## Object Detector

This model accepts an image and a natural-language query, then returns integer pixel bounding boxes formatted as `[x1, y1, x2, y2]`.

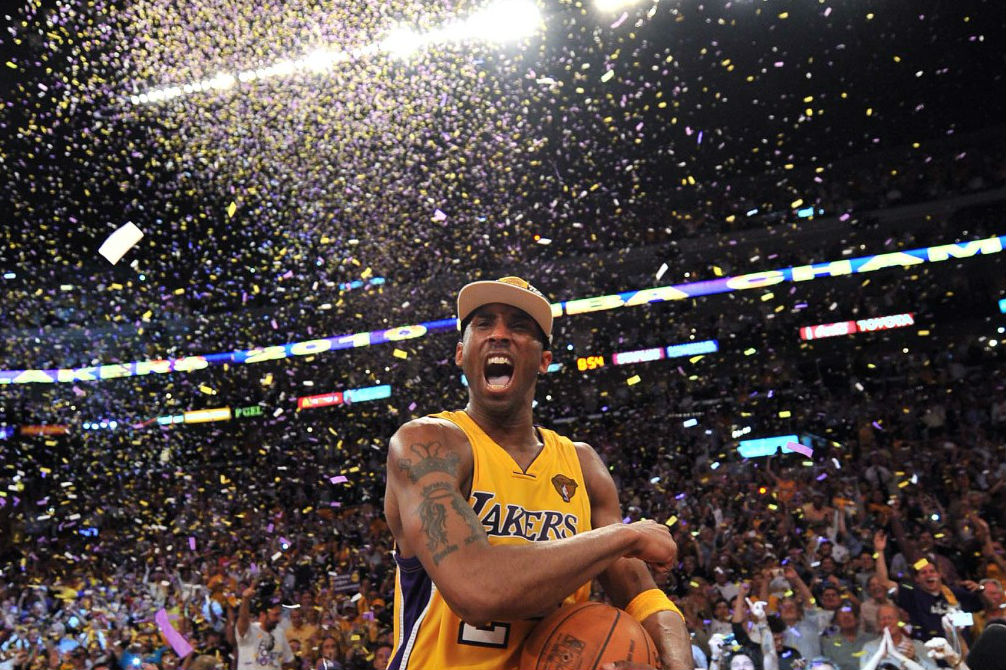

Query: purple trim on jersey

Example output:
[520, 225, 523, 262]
[390, 553, 433, 670]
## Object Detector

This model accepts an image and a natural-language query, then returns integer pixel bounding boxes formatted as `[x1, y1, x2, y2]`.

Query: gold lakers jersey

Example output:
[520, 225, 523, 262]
[390, 410, 593, 670]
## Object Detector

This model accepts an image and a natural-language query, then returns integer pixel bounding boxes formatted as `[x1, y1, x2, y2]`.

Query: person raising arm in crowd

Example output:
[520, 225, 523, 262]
[873, 531, 983, 643]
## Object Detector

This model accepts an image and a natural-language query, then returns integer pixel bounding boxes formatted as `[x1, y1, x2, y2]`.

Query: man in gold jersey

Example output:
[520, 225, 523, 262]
[384, 276, 693, 669]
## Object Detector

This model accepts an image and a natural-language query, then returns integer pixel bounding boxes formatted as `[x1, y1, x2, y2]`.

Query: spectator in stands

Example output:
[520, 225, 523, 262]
[234, 584, 294, 670]
[974, 578, 1005, 636]
[313, 635, 343, 670]
[773, 565, 828, 660]
[858, 604, 937, 670]
[859, 575, 894, 637]
[819, 600, 870, 670]
[280, 607, 317, 657]
[711, 563, 742, 604]
[709, 598, 735, 637]
[873, 531, 983, 642]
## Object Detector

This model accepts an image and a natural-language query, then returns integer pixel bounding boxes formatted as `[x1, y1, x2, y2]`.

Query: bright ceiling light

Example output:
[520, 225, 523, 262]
[464, 0, 541, 42]
[130, 0, 543, 104]
[208, 72, 236, 90]
[380, 27, 425, 59]
[301, 48, 341, 72]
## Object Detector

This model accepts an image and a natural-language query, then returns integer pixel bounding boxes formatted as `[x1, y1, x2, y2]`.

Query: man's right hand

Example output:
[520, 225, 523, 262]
[625, 520, 676, 572]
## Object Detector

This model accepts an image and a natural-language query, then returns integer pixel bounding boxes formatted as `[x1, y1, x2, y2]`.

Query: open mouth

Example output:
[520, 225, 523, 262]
[484, 354, 515, 390]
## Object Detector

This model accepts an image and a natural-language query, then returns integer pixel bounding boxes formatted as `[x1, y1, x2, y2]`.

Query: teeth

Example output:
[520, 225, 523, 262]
[485, 355, 514, 389]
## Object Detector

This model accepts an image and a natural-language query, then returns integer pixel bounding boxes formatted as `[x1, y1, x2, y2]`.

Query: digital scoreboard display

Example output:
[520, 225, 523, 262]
[576, 355, 606, 371]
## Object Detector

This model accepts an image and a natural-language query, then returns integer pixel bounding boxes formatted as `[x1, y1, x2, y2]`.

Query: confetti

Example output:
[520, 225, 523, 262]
[784, 441, 813, 457]
[97, 222, 144, 265]
[0, 0, 1001, 650]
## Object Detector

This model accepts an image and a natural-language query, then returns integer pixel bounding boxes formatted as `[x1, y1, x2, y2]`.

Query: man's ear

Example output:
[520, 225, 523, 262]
[455, 341, 464, 366]
[538, 348, 553, 374]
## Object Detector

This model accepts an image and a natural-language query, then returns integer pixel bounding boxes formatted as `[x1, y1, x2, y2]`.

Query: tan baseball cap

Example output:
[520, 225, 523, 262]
[457, 276, 553, 344]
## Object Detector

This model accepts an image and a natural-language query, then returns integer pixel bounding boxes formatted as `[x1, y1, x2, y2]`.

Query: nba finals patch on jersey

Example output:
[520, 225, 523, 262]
[551, 474, 578, 503]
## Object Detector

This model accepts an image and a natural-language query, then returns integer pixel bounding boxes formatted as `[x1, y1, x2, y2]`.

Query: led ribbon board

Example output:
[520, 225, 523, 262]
[799, 312, 915, 341]
[19, 425, 70, 436]
[297, 384, 392, 410]
[2, 236, 1002, 384]
[738, 434, 810, 458]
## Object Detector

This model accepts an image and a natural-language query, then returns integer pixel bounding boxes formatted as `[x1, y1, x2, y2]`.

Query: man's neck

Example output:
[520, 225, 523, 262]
[463, 405, 538, 449]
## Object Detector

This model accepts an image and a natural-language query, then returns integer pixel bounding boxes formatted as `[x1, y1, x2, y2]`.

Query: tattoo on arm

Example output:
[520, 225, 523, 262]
[398, 440, 460, 482]
[419, 483, 459, 565]
[401, 439, 487, 563]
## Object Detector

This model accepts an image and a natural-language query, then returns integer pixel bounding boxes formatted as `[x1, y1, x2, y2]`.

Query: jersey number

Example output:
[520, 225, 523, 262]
[457, 621, 511, 648]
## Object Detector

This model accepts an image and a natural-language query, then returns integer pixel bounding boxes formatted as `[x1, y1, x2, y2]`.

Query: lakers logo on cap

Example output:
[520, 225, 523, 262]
[551, 474, 578, 503]
[498, 276, 546, 299]
[498, 276, 530, 289]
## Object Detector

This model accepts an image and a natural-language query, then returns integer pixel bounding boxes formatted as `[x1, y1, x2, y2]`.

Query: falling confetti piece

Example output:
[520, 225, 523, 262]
[97, 222, 144, 265]
[784, 441, 813, 457]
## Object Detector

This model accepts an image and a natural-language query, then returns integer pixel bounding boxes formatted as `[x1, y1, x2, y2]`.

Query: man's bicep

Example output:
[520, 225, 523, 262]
[575, 441, 624, 528]
[388, 428, 488, 571]
[576, 442, 656, 606]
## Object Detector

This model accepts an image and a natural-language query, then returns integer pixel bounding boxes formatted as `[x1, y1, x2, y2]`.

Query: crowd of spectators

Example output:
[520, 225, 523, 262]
[1, 336, 1004, 669]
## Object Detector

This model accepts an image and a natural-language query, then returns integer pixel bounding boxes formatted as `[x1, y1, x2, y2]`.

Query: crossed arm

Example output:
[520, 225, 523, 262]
[384, 419, 678, 625]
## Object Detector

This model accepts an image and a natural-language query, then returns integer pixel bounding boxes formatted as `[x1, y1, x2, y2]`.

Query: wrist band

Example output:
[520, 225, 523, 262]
[625, 588, 684, 623]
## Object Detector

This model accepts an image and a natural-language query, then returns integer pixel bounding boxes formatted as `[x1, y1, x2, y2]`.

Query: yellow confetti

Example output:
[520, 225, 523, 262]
[392, 349, 408, 359]
[227, 201, 237, 217]
[626, 375, 641, 386]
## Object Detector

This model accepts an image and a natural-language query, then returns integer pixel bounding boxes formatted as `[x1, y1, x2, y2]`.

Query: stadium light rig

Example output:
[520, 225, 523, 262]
[129, 0, 542, 105]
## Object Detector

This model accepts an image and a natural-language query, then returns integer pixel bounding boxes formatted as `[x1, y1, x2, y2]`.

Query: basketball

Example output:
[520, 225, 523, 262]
[519, 601, 659, 670]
